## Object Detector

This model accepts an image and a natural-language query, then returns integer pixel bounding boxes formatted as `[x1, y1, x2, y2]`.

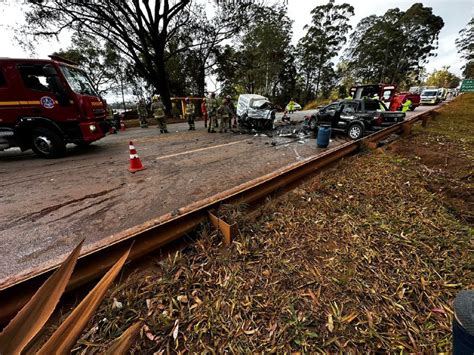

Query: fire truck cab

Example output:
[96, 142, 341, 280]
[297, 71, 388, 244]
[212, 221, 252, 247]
[0, 57, 110, 158]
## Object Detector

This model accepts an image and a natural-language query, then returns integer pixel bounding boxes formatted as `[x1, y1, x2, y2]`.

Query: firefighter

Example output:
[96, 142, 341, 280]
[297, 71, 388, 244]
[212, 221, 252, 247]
[401, 98, 412, 113]
[201, 98, 208, 128]
[151, 95, 168, 133]
[185, 97, 196, 130]
[287, 98, 295, 114]
[206, 92, 218, 133]
[217, 97, 234, 133]
[137, 99, 148, 128]
[226, 95, 237, 128]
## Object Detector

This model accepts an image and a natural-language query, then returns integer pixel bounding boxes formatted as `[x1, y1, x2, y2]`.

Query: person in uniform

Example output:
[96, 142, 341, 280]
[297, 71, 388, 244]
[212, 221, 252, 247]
[201, 98, 208, 128]
[217, 97, 234, 133]
[137, 99, 148, 128]
[206, 92, 218, 133]
[151, 95, 168, 133]
[287, 98, 295, 114]
[401, 98, 412, 113]
[185, 97, 196, 130]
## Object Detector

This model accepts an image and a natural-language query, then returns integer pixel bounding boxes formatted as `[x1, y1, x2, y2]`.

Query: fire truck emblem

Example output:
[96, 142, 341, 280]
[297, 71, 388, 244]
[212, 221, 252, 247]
[40, 96, 55, 109]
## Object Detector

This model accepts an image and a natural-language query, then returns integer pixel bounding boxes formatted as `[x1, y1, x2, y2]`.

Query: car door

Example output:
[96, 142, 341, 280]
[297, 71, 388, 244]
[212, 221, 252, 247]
[318, 103, 340, 126]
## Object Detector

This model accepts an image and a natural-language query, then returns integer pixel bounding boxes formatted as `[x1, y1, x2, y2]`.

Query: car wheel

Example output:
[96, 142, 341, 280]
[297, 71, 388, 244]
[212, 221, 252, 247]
[31, 128, 66, 158]
[410, 106, 415, 111]
[347, 123, 364, 140]
[309, 118, 318, 131]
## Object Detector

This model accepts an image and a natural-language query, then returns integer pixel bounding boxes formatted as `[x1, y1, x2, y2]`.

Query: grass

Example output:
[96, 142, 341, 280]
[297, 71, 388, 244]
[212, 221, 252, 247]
[69, 95, 473, 353]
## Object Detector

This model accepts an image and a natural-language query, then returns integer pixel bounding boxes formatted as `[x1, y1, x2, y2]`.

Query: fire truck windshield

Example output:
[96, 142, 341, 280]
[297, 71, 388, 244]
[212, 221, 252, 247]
[59, 65, 98, 97]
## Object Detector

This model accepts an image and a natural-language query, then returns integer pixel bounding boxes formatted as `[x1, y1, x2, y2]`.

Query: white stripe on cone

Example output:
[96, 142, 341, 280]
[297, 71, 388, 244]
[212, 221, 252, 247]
[129, 145, 135, 150]
[130, 154, 139, 159]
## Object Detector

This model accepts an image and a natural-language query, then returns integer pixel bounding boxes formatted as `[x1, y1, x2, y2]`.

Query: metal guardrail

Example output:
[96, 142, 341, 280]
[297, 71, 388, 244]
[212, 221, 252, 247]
[0, 104, 444, 324]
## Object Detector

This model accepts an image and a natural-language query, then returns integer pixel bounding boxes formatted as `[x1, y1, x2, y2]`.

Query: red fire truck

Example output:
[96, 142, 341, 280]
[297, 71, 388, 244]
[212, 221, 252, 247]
[0, 56, 111, 158]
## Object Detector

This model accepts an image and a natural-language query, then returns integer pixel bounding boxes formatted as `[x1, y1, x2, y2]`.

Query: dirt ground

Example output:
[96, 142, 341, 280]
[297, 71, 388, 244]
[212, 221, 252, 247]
[47, 98, 470, 353]
[0, 110, 337, 286]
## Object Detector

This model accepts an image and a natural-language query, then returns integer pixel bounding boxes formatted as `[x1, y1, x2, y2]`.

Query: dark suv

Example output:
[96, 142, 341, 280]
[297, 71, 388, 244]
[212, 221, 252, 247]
[305, 99, 406, 140]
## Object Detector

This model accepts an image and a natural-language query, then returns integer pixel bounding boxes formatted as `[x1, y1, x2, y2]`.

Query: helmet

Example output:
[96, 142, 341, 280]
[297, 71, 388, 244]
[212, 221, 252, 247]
[226, 95, 231, 99]
[152, 95, 160, 102]
[210, 92, 215, 98]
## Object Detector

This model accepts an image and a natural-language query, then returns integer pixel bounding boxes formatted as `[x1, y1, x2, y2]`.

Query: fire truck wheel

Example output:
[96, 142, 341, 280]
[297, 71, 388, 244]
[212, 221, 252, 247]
[31, 128, 66, 158]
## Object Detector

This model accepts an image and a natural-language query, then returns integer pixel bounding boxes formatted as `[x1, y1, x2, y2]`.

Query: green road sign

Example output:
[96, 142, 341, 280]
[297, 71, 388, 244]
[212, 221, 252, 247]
[460, 79, 474, 92]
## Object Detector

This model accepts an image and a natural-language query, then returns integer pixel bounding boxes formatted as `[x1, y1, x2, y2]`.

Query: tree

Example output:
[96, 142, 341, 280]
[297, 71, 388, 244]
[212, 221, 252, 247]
[22, 0, 263, 112]
[456, 17, 474, 78]
[425, 67, 461, 88]
[347, 3, 444, 85]
[297, 0, 354, 101]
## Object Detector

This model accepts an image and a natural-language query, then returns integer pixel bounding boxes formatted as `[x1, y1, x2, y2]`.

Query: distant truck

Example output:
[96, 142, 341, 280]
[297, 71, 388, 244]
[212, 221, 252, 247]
[306, 99, 406, 140]
[236, 94, 276, 130]
[0, 57, 111, 158]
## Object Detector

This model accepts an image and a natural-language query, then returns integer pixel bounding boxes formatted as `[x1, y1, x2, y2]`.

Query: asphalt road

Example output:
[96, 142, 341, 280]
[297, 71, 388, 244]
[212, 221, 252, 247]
[0, 104, 440, 286]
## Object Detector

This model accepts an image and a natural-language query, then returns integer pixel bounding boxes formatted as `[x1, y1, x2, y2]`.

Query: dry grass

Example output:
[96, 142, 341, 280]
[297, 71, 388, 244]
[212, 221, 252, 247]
[72, 95, 473, 353]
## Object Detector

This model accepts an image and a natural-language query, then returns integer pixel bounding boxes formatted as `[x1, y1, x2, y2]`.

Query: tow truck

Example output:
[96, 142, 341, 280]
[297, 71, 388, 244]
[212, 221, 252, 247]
[0, 56, 111, 158]
[350, 83, 420, 111]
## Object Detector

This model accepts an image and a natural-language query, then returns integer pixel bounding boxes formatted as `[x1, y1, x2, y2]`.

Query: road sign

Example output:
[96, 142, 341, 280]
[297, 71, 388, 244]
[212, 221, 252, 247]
[460, 79, 474, 92]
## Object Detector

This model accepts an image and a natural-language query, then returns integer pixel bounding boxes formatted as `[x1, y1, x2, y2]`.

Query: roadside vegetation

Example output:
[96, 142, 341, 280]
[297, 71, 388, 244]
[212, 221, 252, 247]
[66, 95, 473, 352]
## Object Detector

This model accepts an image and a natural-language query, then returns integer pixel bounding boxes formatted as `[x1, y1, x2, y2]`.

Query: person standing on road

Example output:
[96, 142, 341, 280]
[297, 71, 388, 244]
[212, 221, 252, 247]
[287, 98, 295, 114]
[201, 98, 208, 128]
[151, 95, 168, 133]
[137, 99, 149, 128]
[401, 98, 412, 113]
[226, 95, 237, 128]
[206, 92, 218, 133]
[185, 97, 196, 130]
[218, 97, 234, 133]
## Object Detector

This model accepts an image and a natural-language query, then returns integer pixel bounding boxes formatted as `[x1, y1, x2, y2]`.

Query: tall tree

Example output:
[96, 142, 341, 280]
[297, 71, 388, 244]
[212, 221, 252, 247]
[425, 67, 461, 88]
[297, 0, 354, 101]
[455, 17, 474, 78]
[347, 3, 444, 85]
[22, 0, 262, 112]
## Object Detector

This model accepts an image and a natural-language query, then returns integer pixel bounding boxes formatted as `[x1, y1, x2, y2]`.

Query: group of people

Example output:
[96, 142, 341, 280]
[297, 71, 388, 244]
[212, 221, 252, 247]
[136, 93, 237, 134]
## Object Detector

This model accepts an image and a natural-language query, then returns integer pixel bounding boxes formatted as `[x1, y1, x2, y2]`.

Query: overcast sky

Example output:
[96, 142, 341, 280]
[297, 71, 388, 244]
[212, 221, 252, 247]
[0, 0, 472, 97]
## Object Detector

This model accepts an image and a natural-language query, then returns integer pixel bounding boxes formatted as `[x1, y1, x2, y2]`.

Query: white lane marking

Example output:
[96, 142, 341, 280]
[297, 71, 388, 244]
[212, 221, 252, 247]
[155, 139, 252, 161]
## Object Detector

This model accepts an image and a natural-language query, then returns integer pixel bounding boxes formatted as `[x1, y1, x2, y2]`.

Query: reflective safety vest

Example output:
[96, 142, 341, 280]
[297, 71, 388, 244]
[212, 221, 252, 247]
[185, 102, 195, 115]
[152, 101, 165, 118]
[402, 99, 412, 113]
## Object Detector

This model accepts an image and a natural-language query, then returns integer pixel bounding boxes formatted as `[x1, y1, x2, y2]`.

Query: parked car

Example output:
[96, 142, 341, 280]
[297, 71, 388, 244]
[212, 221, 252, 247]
[305, 99, 406, 140]
[420, 89, 441, 105]
[236, 94, 276, 130]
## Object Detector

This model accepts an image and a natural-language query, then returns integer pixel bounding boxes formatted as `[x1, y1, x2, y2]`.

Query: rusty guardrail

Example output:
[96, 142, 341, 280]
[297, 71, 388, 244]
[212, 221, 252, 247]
[0, 103, 444, 324]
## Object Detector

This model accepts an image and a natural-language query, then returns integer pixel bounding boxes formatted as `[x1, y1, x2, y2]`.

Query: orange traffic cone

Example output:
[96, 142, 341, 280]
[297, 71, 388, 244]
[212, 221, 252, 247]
[120, 120, 126, 131]
[128, 141, 145, 173]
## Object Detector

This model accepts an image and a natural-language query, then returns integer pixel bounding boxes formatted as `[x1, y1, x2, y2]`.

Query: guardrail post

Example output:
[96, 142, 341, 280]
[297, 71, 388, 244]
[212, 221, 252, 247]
[402, 122, 413, 136]
[422, 116, 429, 127]
[208, 211, 237, 246]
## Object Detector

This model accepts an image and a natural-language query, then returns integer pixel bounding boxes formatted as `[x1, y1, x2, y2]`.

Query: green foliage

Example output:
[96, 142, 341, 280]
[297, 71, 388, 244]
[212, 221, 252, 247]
[455, 18, 474, 78]
[425, 67, 461, 88]
[347, 3, 444, 86]
[213, 4, 294, 105]
[297, 0, 354, 102]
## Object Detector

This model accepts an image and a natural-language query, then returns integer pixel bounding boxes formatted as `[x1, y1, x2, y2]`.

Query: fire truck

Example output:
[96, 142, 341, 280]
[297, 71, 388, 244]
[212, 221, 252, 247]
[0, 56, 111, 158]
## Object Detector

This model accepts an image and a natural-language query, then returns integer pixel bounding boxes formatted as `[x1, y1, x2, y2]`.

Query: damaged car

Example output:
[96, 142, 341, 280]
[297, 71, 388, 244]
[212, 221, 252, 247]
[236, 94, 276, 130]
